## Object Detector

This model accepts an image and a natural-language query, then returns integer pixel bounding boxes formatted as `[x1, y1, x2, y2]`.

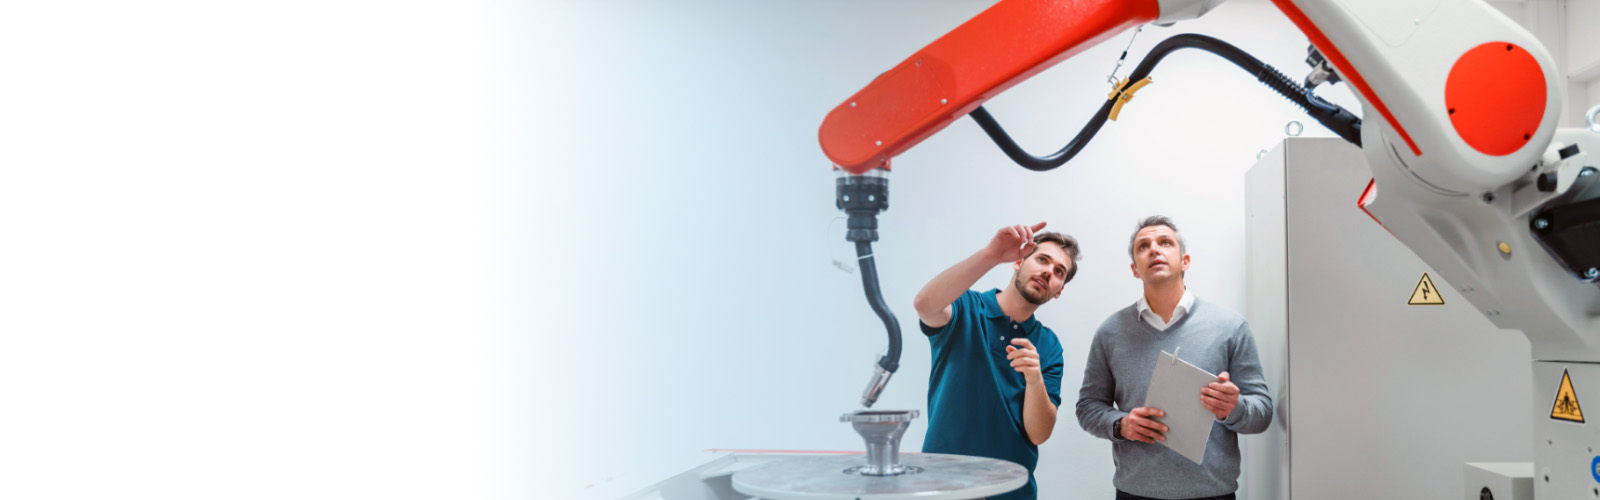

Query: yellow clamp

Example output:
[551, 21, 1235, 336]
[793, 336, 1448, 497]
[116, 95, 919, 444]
[1106, 77, 1153, 121]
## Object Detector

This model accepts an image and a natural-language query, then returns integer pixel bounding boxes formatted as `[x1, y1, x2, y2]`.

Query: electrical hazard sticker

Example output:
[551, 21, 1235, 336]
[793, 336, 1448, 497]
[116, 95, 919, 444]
[1552, 369, 1585, 423]
[1408, 273, 1446, 305]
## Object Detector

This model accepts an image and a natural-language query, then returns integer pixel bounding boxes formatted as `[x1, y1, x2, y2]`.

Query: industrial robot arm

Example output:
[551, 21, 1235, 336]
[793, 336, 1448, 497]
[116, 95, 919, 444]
[825, 3, 1600, 466]
[832, 0, 1216, 407]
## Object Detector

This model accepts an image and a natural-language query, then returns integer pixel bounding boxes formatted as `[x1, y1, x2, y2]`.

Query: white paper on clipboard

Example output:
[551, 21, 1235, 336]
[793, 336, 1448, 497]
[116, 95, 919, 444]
[1144, 349, 1218, 464]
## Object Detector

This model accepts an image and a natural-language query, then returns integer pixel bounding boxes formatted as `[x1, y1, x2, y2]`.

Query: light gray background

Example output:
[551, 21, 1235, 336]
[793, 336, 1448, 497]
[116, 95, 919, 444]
[0, 1, 1593, 499]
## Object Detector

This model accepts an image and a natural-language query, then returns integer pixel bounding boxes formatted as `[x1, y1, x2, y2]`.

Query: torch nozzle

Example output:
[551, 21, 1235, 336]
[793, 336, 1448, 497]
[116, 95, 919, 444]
[860, 363, 894, 408]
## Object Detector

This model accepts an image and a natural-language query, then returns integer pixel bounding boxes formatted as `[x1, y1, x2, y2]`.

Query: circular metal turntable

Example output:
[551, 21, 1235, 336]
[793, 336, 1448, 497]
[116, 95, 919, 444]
[731, 453, 1028, 500]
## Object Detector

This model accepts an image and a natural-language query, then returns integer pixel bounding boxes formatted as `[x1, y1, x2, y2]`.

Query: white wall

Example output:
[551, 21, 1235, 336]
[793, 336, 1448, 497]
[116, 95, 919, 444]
[1493, 0, 1600, 127]
[1568, 0, 1600, 126]
[515, 1, 1364, 498]
[1565, 0, 1600, 77]
[1589, 80, 1600, 121]
[9, 1, 1580, 500]
[0, 1, 502, 500]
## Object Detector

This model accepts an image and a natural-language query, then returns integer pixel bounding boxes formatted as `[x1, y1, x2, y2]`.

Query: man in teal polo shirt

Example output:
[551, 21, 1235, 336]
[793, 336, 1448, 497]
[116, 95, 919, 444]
[912, 222, 1081, 500]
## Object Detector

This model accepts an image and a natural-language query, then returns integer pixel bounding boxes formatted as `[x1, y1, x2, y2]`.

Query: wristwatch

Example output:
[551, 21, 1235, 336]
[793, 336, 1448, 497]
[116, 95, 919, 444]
[1112, 417, 1124, 440]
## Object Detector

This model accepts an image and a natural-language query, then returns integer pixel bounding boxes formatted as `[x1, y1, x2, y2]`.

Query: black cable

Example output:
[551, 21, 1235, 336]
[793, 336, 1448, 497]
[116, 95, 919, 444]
[969, 33, 1363, 171]
[855, 240, 901, 374]
[969, 102, 1116, 172]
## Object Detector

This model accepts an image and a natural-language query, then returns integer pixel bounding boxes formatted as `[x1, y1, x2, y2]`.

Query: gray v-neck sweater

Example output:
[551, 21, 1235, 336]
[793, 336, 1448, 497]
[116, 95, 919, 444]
[1075, 298, 1273, 499]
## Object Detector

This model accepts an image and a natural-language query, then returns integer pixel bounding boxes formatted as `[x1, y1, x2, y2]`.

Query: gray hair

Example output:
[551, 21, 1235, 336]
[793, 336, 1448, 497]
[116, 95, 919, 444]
[1127, 215, 1186, 259]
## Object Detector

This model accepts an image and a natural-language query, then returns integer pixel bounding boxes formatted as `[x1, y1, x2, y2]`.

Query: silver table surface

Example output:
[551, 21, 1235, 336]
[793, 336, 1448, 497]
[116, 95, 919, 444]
[731, 453, 1027, 500]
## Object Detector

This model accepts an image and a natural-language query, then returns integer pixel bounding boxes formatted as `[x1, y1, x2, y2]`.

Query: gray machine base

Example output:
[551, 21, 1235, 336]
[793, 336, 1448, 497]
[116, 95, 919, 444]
[731, 453, 1027, 500]
[1465, 462, 1533, 500]
[1533, 362, 1600, 499]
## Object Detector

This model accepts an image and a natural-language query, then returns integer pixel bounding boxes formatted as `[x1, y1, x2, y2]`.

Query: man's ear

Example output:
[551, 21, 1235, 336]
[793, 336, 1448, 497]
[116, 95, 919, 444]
[1180, 253, 1191, 272]
[1129, 261, 1140, 279]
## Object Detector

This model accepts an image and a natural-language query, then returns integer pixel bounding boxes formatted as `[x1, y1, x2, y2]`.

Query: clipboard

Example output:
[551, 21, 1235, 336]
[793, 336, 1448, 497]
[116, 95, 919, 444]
[1143, 349, 1218, 464]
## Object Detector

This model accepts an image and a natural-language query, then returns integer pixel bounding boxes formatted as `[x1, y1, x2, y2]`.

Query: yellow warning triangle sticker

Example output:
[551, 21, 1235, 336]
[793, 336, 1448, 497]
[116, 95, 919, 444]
[1552, 369, 1585, 423]
[1408, 273, 1446, 305]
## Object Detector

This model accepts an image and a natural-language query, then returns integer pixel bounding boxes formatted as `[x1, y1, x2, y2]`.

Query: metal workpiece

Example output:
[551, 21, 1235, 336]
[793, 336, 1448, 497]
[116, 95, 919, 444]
[730, 453, 1027, 500]
[840, 409, 918, 477]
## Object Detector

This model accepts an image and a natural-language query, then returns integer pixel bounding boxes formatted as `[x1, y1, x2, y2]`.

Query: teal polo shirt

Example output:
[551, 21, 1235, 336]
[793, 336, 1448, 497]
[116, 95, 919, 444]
[920, 289, 1065, 500]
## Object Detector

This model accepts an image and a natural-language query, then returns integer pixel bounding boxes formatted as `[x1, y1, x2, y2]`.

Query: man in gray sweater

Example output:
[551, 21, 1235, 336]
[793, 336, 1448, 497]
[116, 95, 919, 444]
[1075, 215, 1272, 500]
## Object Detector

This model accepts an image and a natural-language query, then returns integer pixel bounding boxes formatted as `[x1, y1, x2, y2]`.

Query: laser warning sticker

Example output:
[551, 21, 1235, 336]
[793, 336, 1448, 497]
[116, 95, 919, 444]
[1552, 369, 1585, 423]
[1408, 273, 1446, 305]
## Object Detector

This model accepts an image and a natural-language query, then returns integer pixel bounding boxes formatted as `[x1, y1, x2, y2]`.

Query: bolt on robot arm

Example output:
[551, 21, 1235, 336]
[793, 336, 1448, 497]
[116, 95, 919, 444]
[824, 0, 1600, 468]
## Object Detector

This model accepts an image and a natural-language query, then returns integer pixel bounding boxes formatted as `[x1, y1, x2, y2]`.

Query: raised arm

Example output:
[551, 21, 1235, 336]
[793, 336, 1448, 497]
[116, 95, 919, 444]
[914, 222, 1045, 327]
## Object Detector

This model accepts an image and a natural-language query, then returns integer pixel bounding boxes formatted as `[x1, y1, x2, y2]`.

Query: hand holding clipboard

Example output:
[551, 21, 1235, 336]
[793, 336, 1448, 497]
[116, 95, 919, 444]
[1142, 349, 1222, 464]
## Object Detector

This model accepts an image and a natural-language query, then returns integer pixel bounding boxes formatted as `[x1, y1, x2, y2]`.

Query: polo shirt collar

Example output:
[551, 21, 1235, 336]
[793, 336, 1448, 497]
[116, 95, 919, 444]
[980, 288, 1040, 327]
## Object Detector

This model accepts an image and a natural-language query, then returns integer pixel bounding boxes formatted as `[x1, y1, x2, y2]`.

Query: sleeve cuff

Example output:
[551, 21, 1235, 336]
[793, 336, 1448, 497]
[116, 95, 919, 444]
[1221, 404, 1245, 427]
[1108, 413, 1129, 441]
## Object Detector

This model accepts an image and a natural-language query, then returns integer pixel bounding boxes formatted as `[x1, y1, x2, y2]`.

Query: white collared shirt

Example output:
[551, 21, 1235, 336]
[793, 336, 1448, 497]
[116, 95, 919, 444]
[1135, 289, 1195, 331]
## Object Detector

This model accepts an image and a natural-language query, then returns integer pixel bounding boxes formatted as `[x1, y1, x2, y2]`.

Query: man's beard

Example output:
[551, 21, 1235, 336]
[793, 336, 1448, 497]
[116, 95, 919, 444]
[1013, 272, 1050, 305]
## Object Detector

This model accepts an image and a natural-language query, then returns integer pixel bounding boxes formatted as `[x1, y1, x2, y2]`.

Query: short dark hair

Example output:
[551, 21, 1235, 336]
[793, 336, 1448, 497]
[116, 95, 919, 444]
[1127, 215, 1186, 259]
[1028, 231, 1082, 284]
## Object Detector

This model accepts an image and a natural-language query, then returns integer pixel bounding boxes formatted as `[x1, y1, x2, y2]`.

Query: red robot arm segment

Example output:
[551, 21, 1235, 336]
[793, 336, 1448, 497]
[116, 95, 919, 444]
[818, 0, 1159, 174]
